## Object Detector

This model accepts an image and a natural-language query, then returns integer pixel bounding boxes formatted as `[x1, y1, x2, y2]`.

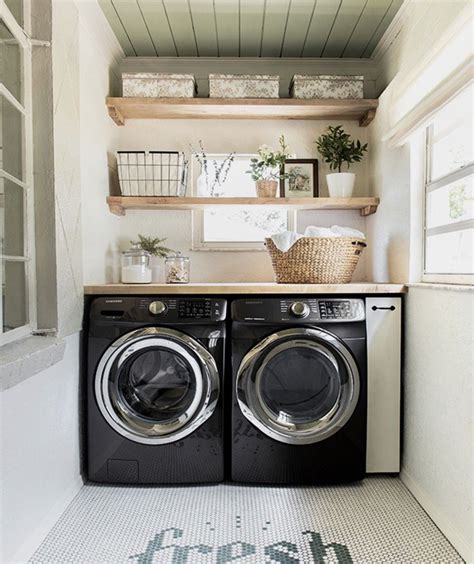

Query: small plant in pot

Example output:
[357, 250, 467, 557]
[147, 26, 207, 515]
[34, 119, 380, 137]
[315, 125, 368, 198]
[132, 234, 174, 283]
[247, 135, 293, 198]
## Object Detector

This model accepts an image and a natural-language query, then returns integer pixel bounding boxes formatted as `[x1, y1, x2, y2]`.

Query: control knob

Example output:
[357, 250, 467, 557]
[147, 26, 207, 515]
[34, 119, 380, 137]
[149, 300, 167, 316]
[289, 301, 310, 318]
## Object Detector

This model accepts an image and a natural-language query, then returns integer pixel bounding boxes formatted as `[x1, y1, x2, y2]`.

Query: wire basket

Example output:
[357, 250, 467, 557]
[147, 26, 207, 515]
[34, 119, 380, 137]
[265, 237, 367, 284]
[117, 151, 188, 197]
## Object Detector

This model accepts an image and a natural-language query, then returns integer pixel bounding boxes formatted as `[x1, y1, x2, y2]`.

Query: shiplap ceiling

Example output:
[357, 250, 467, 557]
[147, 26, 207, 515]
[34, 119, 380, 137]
[99, 0, 404, 58]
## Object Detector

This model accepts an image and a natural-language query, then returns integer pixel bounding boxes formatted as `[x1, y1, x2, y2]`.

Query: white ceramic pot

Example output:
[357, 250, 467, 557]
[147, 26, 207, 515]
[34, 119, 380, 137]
[326, 173, 356, 198]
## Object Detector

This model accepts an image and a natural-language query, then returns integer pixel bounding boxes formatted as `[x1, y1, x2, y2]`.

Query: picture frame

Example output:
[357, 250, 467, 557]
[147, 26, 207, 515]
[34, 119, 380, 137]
[280, 159, 319, 198]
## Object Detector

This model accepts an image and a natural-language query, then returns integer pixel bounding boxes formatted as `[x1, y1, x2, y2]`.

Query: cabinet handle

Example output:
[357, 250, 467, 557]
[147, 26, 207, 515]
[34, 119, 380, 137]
[371, 305, 396, 311]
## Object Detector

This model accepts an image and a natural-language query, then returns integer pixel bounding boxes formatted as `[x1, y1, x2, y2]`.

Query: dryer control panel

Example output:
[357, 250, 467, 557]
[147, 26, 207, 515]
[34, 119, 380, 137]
[232, 298, 365, 323]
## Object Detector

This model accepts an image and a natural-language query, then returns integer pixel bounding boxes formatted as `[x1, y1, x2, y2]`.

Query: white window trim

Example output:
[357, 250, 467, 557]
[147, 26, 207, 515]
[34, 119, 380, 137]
[421, 119, 474, 285]
[0, 0, 36, 346]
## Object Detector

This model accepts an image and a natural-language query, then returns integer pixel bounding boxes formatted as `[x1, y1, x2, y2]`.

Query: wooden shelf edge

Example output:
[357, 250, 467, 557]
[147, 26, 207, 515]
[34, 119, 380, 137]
[106, 97, 378, 126]
[107, 196, 380, 216]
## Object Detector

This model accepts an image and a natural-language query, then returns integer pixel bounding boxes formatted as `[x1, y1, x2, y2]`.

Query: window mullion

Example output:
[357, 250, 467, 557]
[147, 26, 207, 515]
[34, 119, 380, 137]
[0, 83, 27, 115]
[426, 162, 474, 193]
[0, 0, 29, 47]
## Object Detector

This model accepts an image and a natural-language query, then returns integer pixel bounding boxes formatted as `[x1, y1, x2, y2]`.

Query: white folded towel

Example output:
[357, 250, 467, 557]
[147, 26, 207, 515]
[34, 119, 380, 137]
[270, 225, 366, 252]
[270, 230, 303, 252]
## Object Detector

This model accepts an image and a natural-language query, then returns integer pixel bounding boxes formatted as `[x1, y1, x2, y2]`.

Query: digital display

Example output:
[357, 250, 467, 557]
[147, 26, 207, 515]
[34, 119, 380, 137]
[318, 300, 352, 319]
[178, 299, 212, 319]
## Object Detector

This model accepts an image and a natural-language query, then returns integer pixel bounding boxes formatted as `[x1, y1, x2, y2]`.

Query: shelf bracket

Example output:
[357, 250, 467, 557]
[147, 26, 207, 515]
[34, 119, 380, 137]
[109, 202, 125, 216]
[108, 104, 125, 126]
[359, 109, 376, 127]
[360, 204, 378, 216]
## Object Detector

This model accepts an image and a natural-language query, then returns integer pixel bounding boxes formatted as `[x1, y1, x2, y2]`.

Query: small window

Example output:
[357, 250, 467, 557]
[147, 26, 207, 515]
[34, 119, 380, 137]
[0, 1, 35, 344]
[423, 84, 474, 284]
[192, 154, 293, 251]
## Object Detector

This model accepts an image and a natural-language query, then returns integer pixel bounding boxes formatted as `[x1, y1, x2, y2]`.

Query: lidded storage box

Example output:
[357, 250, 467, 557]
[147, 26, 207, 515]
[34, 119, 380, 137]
[117, 151, 188, 197]
[122, 73, 197, 98]
[290, 75, 364, 99]
[209, 74, 279, 98]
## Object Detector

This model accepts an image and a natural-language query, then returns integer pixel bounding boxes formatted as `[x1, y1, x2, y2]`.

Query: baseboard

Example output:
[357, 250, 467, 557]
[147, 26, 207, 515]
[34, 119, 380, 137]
[8, 476, 84, 563]
[401, 470, 473, 563]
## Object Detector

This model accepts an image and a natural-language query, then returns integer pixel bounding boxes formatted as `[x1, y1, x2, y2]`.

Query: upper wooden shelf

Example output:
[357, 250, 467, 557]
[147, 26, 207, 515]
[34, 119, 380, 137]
[107, 196, 379, 217]
[106, 97, 378, 126]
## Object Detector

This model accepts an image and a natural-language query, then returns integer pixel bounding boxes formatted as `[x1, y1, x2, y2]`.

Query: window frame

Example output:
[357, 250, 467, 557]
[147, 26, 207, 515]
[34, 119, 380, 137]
[190, 152, 295, 251]
[0, 0, 36, 345]
[422, 94, 474, 285]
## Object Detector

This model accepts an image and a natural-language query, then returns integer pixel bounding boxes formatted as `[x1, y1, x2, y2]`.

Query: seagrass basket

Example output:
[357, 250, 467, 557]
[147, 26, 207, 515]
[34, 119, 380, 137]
[265, 237, 366, 284]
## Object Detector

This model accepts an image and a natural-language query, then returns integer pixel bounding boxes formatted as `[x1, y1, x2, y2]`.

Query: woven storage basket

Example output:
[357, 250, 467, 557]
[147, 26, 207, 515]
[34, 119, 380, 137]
[265, 237, 366, 284]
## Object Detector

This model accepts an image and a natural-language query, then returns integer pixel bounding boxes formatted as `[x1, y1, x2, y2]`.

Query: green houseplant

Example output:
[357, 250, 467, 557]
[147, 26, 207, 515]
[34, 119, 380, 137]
[248, 135, 292, 197]
[315, 125, 368, 197]
[132, 234, 174, 283]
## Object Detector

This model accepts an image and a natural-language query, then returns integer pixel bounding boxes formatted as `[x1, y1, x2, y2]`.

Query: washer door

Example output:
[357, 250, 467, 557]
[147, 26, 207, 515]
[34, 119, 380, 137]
[236, 328, 360, 445]
[95, 327, 220, 445]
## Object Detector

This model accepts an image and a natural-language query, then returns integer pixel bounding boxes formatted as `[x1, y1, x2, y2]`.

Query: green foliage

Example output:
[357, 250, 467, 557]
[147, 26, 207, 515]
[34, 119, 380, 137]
[247, 135, 293, 181]
[131, 234, 174, 258]
[315, 125, 368, 173]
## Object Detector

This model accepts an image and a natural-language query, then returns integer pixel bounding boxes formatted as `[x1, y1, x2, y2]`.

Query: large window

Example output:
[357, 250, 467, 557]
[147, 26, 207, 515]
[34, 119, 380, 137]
[192, 154, 293, 250]
[0, 1, 35, 344]
[423, 84, 473, 284]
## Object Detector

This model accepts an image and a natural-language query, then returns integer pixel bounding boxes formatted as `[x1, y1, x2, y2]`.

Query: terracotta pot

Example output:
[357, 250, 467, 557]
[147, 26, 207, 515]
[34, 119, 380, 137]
[255, 180, 278, 198]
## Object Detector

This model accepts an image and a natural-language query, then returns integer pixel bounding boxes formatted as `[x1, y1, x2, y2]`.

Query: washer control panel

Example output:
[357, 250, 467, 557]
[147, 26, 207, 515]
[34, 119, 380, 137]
[233, 298, 365, 323]
[93, 297, 227, 323]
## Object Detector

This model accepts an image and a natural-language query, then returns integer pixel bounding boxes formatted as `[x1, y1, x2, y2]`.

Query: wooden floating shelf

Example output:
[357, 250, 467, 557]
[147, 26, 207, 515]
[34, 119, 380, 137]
[106, 97, 378, 126]
[107, 196, 380, 217]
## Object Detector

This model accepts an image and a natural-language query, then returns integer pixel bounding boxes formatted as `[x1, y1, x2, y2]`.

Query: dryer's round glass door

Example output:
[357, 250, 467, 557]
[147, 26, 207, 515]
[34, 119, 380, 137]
[95, 327, 220, 445]
[237, 328, 359, 445]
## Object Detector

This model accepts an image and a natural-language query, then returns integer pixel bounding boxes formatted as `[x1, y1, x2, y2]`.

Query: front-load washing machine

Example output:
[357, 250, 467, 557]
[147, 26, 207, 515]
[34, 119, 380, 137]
[86, 296, 226, 484]
[231, 297, 367, 484]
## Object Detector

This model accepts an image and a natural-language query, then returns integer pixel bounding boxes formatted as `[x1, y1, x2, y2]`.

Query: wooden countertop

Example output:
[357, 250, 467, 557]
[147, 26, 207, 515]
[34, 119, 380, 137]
[84, 283, 407, 295]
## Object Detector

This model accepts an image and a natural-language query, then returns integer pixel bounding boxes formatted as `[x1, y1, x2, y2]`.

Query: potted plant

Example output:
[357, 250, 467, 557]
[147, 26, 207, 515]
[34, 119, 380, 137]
[247, 135, 293, 198]
[315, 125, 368, 197]
[132, 234, 174, 283]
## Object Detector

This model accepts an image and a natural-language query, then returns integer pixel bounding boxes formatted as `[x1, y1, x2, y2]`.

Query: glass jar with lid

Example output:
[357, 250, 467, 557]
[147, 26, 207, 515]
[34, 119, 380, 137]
[165, 252, 190, 284]
[121, 243, 152, 284]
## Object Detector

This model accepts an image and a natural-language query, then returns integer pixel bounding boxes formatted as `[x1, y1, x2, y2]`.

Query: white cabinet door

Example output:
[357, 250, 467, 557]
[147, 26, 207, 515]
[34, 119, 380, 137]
[366, 297, 402, 473]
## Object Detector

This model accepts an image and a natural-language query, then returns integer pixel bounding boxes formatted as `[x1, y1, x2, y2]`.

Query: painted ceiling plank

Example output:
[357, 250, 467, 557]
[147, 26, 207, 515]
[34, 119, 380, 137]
[239, 0, 265, 57]
[342, 0, 391, 58]
[161, 0, 197, 57]
[302, 0, 342, 57]
[189, 0, 218, 57]
[214, 0, 240, 57]
[281, 0, 316, 57]
[322, 0, 367, 58]
[98, 0, 135, 56]
[260, 0, 291, 57]
[137, 0, 177, 56]
[111, 0, 156, 56]
[362, 0, 404, 57]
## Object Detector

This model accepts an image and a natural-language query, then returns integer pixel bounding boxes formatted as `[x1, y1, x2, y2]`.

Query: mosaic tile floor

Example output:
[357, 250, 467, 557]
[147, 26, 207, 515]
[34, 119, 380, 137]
[31, 477, 462, 563]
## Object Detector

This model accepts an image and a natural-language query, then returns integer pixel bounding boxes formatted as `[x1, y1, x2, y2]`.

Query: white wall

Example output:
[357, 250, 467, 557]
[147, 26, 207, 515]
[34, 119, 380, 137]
[367, 2, 474, 560]
[83, 118, 370, 283]
[0, 333, 82, 563]
[77, 0, 123, 285]
[402, 287, 473, 561]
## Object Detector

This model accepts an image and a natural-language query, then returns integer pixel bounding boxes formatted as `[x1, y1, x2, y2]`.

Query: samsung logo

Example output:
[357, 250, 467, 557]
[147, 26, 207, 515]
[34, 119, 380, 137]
[105, 299, 123, 304]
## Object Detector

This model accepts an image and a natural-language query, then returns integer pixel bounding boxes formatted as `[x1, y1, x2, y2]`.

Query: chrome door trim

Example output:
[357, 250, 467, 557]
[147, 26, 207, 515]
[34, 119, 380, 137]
[236, 327, 360, 445]
[95, 327, 220, 445]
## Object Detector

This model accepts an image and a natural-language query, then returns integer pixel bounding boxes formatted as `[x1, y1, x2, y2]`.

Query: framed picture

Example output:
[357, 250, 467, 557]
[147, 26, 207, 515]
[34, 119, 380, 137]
[280, 159, 319, 198]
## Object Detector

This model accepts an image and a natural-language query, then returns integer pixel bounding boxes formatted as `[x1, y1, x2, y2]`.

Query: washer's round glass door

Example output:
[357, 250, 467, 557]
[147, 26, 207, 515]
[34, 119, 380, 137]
[236, 328, 359, 445]
[95, 327, 219, 445]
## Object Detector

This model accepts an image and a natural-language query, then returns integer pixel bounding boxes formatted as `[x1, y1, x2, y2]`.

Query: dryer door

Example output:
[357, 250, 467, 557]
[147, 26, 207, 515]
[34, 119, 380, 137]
[95, 327, 220, 445]
[236, 327, 360, 445]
